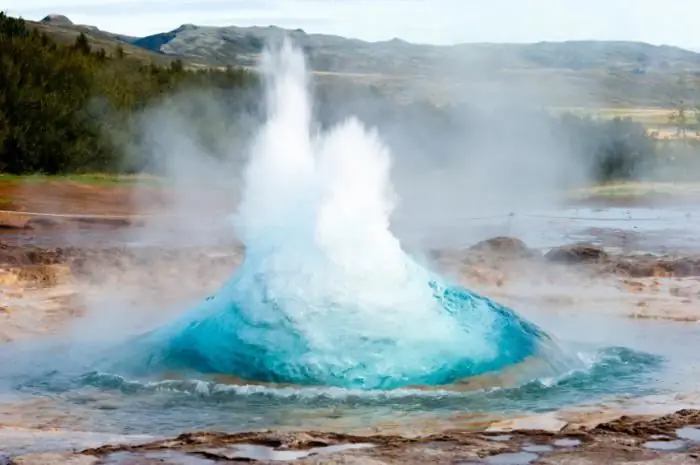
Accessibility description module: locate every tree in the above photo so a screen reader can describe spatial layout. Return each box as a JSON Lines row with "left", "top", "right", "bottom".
{"left": 170, "top": 59, "right": 184, "bottom": 73}
{"left": 74, "top": 32, "right": 91, "bottom": 54}
{"left": 668, "top": 100, "right": 690, "bottom": 141}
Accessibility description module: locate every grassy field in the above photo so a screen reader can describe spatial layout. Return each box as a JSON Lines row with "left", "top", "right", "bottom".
{"left": 552, "top": 106, "right": 699, "bottom": 127}
{"left": 0, "top": 173, "right": 159, "bottom": 186}
{"left": 549, "top": 106, "right": 700, "bottom": 140}
{"left": 573, "top": 181, "right": 700, "bottom": 198}
{"left": 1, "top": 174, "right": 699, "bottom": 191}
{"left": 1, "top": 174, "right": 699, "bottom": 198}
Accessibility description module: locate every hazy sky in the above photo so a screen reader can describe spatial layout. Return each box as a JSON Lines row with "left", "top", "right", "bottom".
{"left": 5, "top": 0, "right": 699, "bottom": 48}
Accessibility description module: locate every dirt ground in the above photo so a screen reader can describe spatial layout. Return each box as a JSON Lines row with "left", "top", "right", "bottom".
{"left": 0, "top": 180, "right": 158, "bottom": 216}
{"left": 0, "top": 178, "right": 242, "bottom": 221}
{"left": 1, "top": 178, "right": 699, "bottom": 219}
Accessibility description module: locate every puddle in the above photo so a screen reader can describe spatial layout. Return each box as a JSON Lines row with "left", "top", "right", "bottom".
{"left": 521, "top": 444, "right": 554, "bottom": 453}
{"left": 482, "top": 434, "right": 513, "bottom": 442}
{"left": 314, "top": 444, "right": 376, "bottom": 455}
{"left": 553, "top": 438, "right": 581, "bottom": 448}
{"left": 209, "top": 445, "right": 308, "bottom": 461}
{"left": 643, "top": 440, "right": 687, "bottom": 451}
{"left": 104, "top": 451, "right": 216, "bottom": 464}
{"left": 677, "top": 427, "right": 700, "bottom": 442}
{"left": 203, "top": 443, "right": 375, "bottom": 461}
{"left": 0, "top": 428, "right": 157, "bottom": 455}
{"left": 14, "top": 440, "right": 375, "bottom": 464}
{"left": 402, "top": 205, "right": 700, "bottom": 253}
{"left": 484, "top": 451, "right": 539, "bottom": 465}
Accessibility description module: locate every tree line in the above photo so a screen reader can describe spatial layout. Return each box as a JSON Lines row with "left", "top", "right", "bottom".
{"left": 315, "top": 85, "right": 659, "bottom": 183}
{"left": 0, "top": 13, "right": 256, "bottom": 174}
{"left": 0, "top": 12, "right": 689, "bottom": 182}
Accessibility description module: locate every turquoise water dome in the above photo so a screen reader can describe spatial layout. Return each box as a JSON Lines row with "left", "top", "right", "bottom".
{"left": 111, "top": 40, "right": 556, "bottom": 390}
{"left": 124, "top": 255, "right": 552, "bottom": 390}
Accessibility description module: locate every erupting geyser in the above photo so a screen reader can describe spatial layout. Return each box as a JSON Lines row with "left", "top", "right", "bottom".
{"left": 122, "top": 40, "right": 557, "bottom": 390}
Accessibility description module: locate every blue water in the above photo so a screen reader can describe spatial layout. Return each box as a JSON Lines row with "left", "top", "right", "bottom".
{"left": 0, "top": 245, "right": 677, "bottom": 438}
{"left": 0, "top": 238, "right": 672, "bottom": 437}
{"left": 106, "top": 261, "right": 557, "bottom": 390}
{"left": 2, "top": 342, "right": 663, "bottom": 436}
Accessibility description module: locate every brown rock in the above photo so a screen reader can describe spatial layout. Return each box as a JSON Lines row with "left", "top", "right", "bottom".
{"left": 615, "top": 258, "right": 700, "bottom": 278}
{"left": 469, "top": 237, "right": 534, "bottom": 258}
{"left": 26, "top": 217, "right": 63, "bottom": 230}
{"left": 16, "top": 264, "right": 72, "bottom": 287}
{"left": 40, "top": 14, "right": 74, "bottom": 26}
{"left": 545, "top": 243, "right": 609, "bottom": 264}
{"left": 668, "top": 258, "right": 700, "bottom": 277}
{"left": 0, "top": 213, "right": 31, "bottom": 230}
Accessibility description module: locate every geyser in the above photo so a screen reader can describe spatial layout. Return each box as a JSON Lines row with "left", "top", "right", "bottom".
{"left": 118, "top": 39, "right": 557, "bottom": 390}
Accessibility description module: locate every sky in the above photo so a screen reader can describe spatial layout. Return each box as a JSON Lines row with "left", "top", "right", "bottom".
{"left": 5, "top": 0, "right": 700, "bottom": 49}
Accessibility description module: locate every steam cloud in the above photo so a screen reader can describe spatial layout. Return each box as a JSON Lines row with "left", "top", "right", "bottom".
{"left": 100, "top": 39, "right": 570, "bottom": 390}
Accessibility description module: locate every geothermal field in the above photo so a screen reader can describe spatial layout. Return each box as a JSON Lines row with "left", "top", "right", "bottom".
{"left": 3, "top": 42, "right": 700, "bottom": 465}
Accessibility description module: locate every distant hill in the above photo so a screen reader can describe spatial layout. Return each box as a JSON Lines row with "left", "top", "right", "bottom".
{"left": 21, "top": 15, "right": 700, "bottom": 107}
{"left": 134, "top": 24, "right": 700, "bottom": 73}
{"left": 26, "top": 15, "right": 178, "bottom": 65}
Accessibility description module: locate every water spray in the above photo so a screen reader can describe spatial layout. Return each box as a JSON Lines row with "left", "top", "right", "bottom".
{"left": 108, "top": 39, "right": 567, "bottom": 390}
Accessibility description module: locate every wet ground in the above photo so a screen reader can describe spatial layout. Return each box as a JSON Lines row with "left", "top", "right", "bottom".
{"left": 2, "top": 232, "right": 700, "bottom": 461}
{"left": 397, "top": 204, "right": 700, "bottom": 255}
{"left": 3, "top": 185, "right": 700, "bottom": 463}
{"left": 8, "top": 410, "right": 700, "bottom": 464}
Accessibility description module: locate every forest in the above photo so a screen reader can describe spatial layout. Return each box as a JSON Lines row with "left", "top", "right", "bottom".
{"left": 0, "top": 13, "right": 256, "bottom": 174}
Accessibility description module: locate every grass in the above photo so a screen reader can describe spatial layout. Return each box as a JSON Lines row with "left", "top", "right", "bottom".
{"left": 0, "top": 173, "right": 160, "bottom": 186}
{"left": 574, "top": 181, "right": 700, "bottom": 197}
{"left": 3, "top": 173, "right": 700, "bottom": 200}
{"left": 551, "top": 106, "right": 699, "bottom": 127}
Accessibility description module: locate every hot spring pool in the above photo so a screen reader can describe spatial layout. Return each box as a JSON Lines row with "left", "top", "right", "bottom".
{"left": 3, "top": 39, "right": 700, "bottom": 444}
{"left": 5, "top": 310, "right": 700, "bottom": 438}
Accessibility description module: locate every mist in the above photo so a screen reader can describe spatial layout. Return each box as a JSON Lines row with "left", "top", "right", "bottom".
{"left": 116, "top": 46, "right": 602, "bottom": 240}
{"left": 95, "top": 33, "right": 689, "bottom": 262}
{"left": 48, "top": 35, "right": 600, "bottom": 357}
{"left": 57, "top": 34, "right": 676, "bottom": 349}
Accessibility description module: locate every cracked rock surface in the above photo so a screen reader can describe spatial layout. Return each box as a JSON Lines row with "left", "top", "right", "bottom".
{"left": 5, "top": 410, "right": 700, "bottom": 464}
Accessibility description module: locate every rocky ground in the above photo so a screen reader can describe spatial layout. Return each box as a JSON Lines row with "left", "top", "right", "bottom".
{"left": 434, "top": 236, "right": 700, "bottom": 322}
{"left": 2, "top": 233, "right": 699, "bottom": 343}
{"left": 2, "top": 218, "right": 700, "bottom": 462}
{"left": 6, "top": 409, "right": 700, "bottom": 464}
{"left": 0, "top": 240, "right": 243, "bottom": 342}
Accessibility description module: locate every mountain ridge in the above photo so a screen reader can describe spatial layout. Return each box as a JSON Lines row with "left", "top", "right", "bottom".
{"left": 20, "top": 14, "right": 700, "bottom": 107}
{"left": 135, "top": 23, "right": 700, "bottom": 72}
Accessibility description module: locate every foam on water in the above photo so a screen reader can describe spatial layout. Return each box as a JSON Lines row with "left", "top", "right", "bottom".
{"left": 2, "top": 343, "right": 663, "bottom": 436}
{"left": 96, "top": 39, "right": 572, "bottom": 390}
{"left": 82, "top": 345, "right": 660, "bottom": 401}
